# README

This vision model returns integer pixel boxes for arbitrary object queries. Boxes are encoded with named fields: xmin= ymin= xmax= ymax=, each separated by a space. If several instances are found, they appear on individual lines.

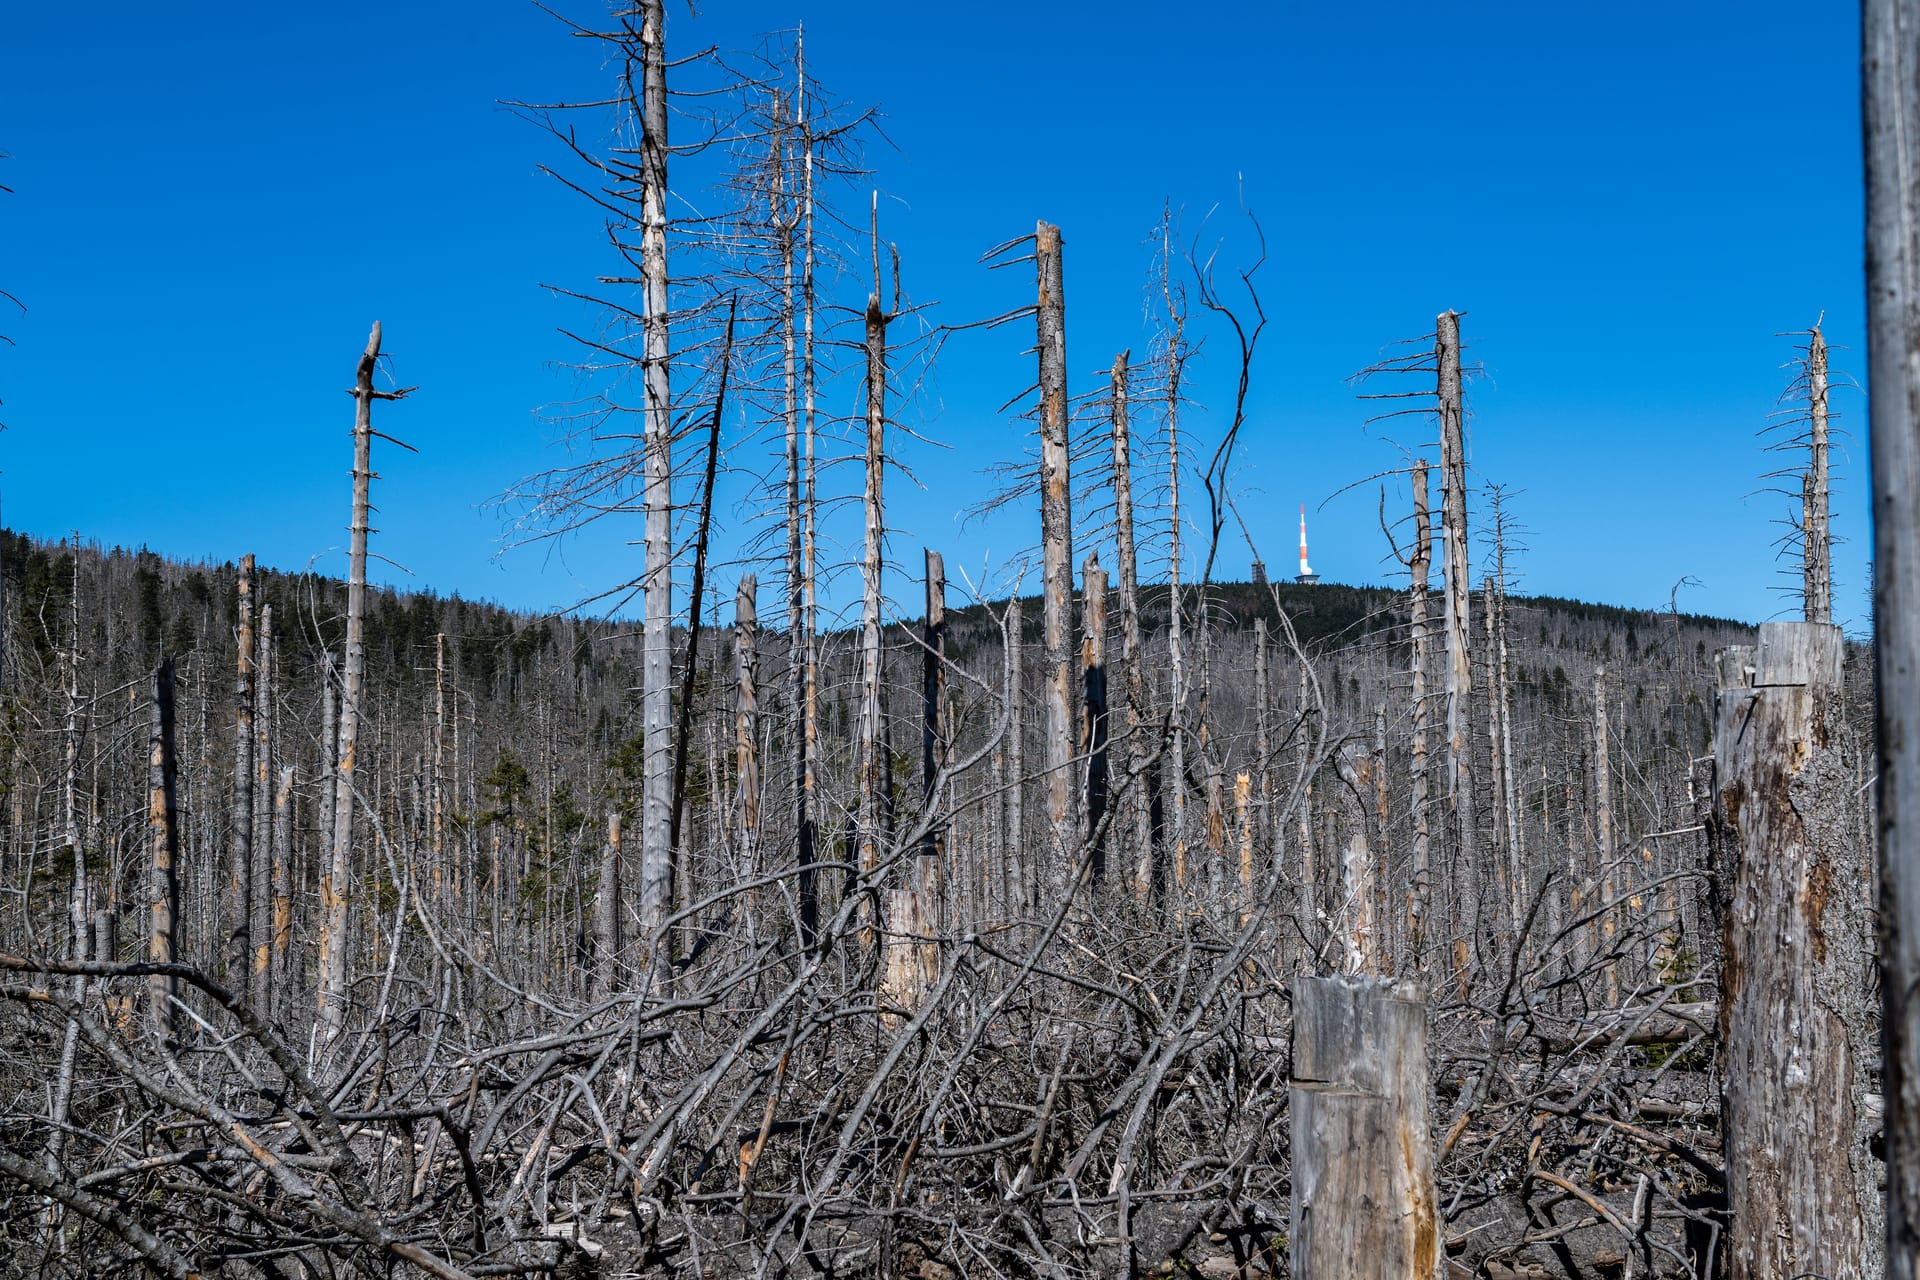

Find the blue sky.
xmin=0 ymin=3 xmax=1865 ymax=629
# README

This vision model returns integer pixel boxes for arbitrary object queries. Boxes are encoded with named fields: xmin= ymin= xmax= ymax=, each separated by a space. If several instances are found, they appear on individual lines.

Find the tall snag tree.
xmin=318 ymin=322 xmax=411 ymax=1044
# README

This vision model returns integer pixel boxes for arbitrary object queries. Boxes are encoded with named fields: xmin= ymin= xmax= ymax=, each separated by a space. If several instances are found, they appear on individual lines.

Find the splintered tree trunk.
xmin=147 ymin=660 xmax=180 ymax=1045
xmin=636 ymin=0 xmax=675 ymax=976
xmin=921 ymin=550 xmax=947 ymax=867
xmin=1712 ymin=623 xmax=1875 ymax=1279
xmin=1407 ymin=459 xmax=1432 ymax=966
xmin=229 ymin=553 xmax=255 ymax=996
xmin=1081 ymin=553 xmax=1108 ymax=884
xmin=1289 ymin=975 xmax=1438 ymax=1279
xmin=735 ymin=577 xmax=759 ymax=884
xmin=1806 ymin=325 xmax=1833 ymax=624
xmin=1867 ymin=2 xmax=1920 ymax=1266
xmin=858 ymin=250 xmax=890 ymax=944
xmin=319 ymin=323 xmax=409 ymax=1042
xmin=1036 ymin=221 xmax=1077 ymax=893
xmin=1110 ymin=352 xmax=1153 ymax=897
xmin=1436 ymin=311 xmax=1477 ymax=977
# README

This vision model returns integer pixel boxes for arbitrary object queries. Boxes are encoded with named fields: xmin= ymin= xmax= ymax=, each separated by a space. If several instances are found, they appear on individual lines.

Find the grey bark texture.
xmin=636 ymin=0 xmax=675 ymax=977
xmin=1289 ymin=975 xmax=1438 ymax=1279
xmin=1436 ymin=311 xmax=1477 ymax=979
xmin=228 ymin=552 xmax=255 ymax=997
xmin=1036 ymin=222 xmax=1077 ymax=892
xmin=1711 ymin=623 xmax=1877 ymax=1279
xmin=1867 ymin=1 xmax=1920 ymax=1268
xmin=147 ymin=659 xmax=180 ymax=1045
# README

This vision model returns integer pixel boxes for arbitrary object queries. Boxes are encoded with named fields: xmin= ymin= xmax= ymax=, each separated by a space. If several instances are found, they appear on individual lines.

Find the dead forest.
xmin=0 ymin=4 xmax=1904 ymax=1279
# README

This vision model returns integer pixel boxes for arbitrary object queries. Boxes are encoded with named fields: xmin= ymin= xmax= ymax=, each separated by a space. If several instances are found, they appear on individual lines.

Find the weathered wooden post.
xmin=1711 ymin=622 xmax=1876 ymax=1278
xmin=1289 ymin=975 xmax=1438 ymax=1278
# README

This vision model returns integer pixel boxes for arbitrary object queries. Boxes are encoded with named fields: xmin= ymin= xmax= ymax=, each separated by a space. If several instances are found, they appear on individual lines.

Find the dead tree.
xmin=1081 ymin=552 xmax=1108 ymax=884
xmin=857 ymin=196 xmax=899 ymax=944
xmin=1711 ymin=623 xmax=1876 ymax=1278
xmin=635 ymin=0 xmax=675 ymax=976
xmin=319 ymin=322 xmax=411 ymax=1044
xmin=1036 ymin=221 xmax=1077 ymax=893
xmin=249 ymin=603 xmax=274 ymax=1006
xmin=735 ymin=576 xmax=760 ymax=889
xmin=1109 ymin=351 xmax=1153 ymax=896
xmin=227 ymin=553 xmax=255 ymax=998
xmin=1806 ymin=325 xmax=1833 ymax=624
xmin=1866 ymin=2 xmax=1920 ymax=1266
xmin=1289 ymin=975 xmax=1438 ymax=1278
xmin=146 ymin=659 xmax=179 ymax=1044
xmin=1436 ymin=310 xmax=1478 ymax=978
xmin=1408 ymin=459 xmax=1433 ymax=965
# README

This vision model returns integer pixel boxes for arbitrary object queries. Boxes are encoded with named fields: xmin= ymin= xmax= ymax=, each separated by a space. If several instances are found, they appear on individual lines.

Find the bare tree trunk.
xmin=1254 ymin=618 xmax=1272 ymax=897
xmin=250 ymin=604 xmax=275 ymax=1007
xmin=735 ymin=576 xmax=759 ymax=888
xmin=229 ymin=553 xmax=255 ymax=996
xmin=1866 ymin=3 xmax=1920 ymax=1266
xmin=320 ymin=323 xmax=409 ymax=1044
xmin=147 ymin=660 xmax=180 ymax=1045
xmin=1081 ymin=553 xmax=1108 ymax=885
xmin=270 ymin=764 xmax=293 ymax=1019
xmin=797 ymin=52 xmax=821 ymax=950
xmin=594 ymin=812 xmax=622 ymax=999
xmin=1408 ymin=459 xmax=1432 ymax=967
xmin=1036 ymin=221 xmax=1076 ymax=893
xmin=1436 ymin=311 xmax=1477 ymax=981
xmin=1593 ymin=667 xmax=1618 ymax=1007
xmin=47 ymin=567 xmax=86 ymax=1227
xmin=1806 ymin=325 xmax=1833 ymax=625
xmin=636 ymin=0 xmax=675 ymax=978
xmin=1109 ymin=352 xmax=1152 ymax=899
xmin=1712 ymin=623 xmax=1875 ymax=1279
xmin=1005 ymin=599 xmax=1027 ymax=921
xmin=1289 ymin=975 xmax=1438 ymax=1278
xmin=921 ymin=550 xmax=947 ymax=870
xmin=858 ymin=211 xmax=891 ymax=946
xmin=432 ymin=632 xmax=446 ymax=902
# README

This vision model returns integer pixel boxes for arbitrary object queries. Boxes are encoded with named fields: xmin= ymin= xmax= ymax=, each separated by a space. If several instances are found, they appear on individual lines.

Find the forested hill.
xmin=0 ymin=527 xmax=1774 ymax=876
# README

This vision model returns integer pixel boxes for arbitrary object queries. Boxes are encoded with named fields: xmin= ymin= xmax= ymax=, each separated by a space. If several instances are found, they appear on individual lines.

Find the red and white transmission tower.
xmin=1296 ymin=504 xmax=1320 ymax=584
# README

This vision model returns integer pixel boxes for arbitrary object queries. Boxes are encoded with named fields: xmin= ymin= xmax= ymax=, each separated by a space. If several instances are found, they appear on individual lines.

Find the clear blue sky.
xmin=0 ymin=2 xmax=1865 ymax=629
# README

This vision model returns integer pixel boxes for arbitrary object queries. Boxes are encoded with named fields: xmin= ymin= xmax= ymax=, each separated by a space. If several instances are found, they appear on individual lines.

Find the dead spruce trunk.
xmin=857 ymin=214 xmax=891 ymax=946
xmin=1036 ymin=221 xmax=1076 ymax=895
xmin=1407 ymin=458 xmax=1433 ymax=966
xmin=1081 ymin=552 xmax=1108 ymax=884
xmin=228 ymin=553 xmax=255 ymax=998
xmin=147 ymin=659 xmax=180 ymax=1045
xmin=1289 ymin=975 xmax=1438 ymax=1279
xmin=1806 ymin=324 xmax=1833 ymax=625
xmin=1436 ymin=311 xmax=1477 ymax=981
xmin=636 ymin=0 xmax=675 ymax=977
xmin=1712 ymin=623 xmax=1877 ymax=1279
xmin=1109 ymin=352 xmax=1153 ymax=897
